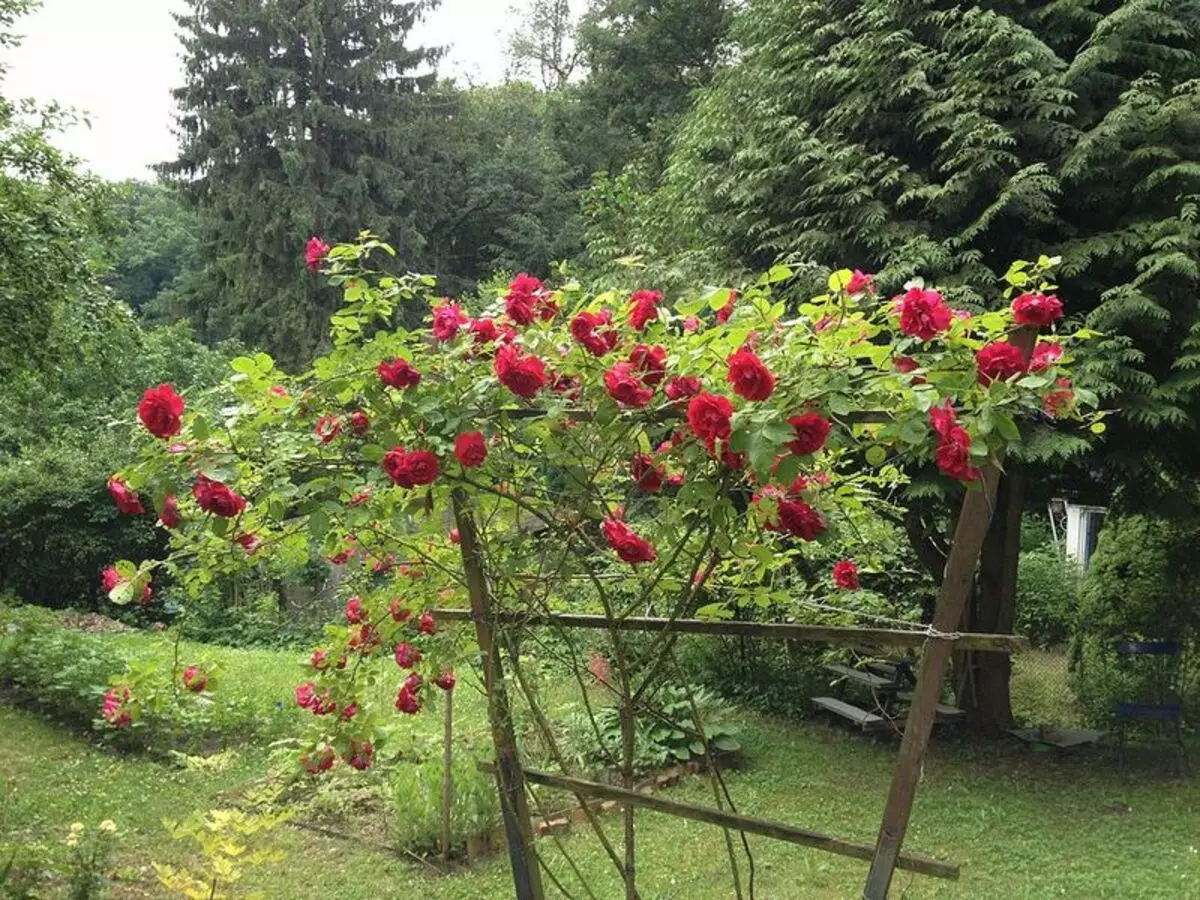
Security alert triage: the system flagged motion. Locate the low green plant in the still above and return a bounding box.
[388,750,500,855]
[64,820,117,900]
[153,808,290,900]
[559,682,742,778]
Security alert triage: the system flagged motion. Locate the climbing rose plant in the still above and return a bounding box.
[103,237,1097,771]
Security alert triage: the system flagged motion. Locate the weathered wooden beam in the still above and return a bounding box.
[491,766,959,881]
[452,489,545,900]
[429,608,1029,653]
[862,326,1039,900]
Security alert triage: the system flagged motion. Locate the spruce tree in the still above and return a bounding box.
[161,0,442,366]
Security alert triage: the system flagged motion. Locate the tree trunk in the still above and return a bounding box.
[955,471,1024,730]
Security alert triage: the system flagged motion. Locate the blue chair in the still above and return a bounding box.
[1112,640,1189,775]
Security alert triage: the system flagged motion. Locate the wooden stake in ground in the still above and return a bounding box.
[441,683,454,864]
[452,489,545,900]
[862,327,1036,899]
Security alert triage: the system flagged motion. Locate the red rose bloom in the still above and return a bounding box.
[727,349,776,401]
[454,431,488,467]
[377,358,422,390]
[628,289,661,331]
[310,649,330,671]
[108,476,144,515]
[505,273,546,325]
[787,413,832,457]
[571,311,620,356]
[928,401,980,482]
[347,740,374,771]
[629,344,667,387]
[928,399,958,442]
[101,566,122,594]
[192,474,247,518]
[683,316,701,332]
[394,642,422,669]
[236,532,261,554]
[390,599,411,622]
[382,447,440,488]
[344,595,365,624]
[846,270,875,295]
[1044,378,1074,417]
[182,665,208,692]
[1012,292,1063,328]
[604,362,655,408]
[434,669,457,692]
[494,344,547,398]
[934,428,980,482]
[314,414,341,444]
[469,317,500,344]
[894,356,920,374]
[395,678,423,715]
[720,447,746,470]
[631,453,664,493]
[1029,340,1063,372]
[897,287,953,341]
[432,299,469,341]
[601,516,658,564]
[976,342,1027,384]
[301,745,336,775]
[715,291,737,324]
[449,527,461,544]
[687,393,733,444]
[418,611,437,635]
[137,383,185,439]
[770,497,827,540]
[348,410,370,435]
[832,560,860,590]
[158,494,181,529]
[305,236,330,271]
[101,686,133,728]
[665,375,701,402]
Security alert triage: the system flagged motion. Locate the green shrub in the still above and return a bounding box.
[558,682,742,778]
[0,441,165,612]
[1068,515,1200,726]
[388,751,500,855]
[0,605,295,750]
[1015,547,1080,648]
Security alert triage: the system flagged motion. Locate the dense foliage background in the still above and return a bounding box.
[3,0,1200,732]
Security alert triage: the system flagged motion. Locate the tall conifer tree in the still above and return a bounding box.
[161,0,441,365]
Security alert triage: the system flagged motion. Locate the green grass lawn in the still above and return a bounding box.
[3,651,1198,900]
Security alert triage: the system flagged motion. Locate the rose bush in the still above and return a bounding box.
[103,239,1097,773]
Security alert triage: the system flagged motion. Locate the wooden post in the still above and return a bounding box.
[863,328,1036,899]
[441,684,454,863]
[452,489,545,900]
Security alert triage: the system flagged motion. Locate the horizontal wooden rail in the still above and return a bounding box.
[431,609,1029,653]
[484,765,959,881]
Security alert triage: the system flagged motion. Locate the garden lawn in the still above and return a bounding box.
[3,660,1198,898]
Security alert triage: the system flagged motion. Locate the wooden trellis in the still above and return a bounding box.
[438,333,1034,900]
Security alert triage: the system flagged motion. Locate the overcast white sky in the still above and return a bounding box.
[2,0,525,180]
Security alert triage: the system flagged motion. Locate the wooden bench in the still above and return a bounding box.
[811,696,887,731]
[895,691,965,722]
[824,663,900,693]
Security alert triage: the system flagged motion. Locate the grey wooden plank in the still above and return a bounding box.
[825,663,898,691]
[812,696,887,730]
